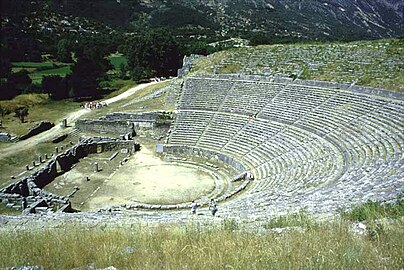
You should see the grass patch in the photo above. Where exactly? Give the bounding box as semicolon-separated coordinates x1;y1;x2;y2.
0;94;78;136
0;94;49;112
107;54;128;70
0;203;21;215
11;61;72;85
340;196;404;222
100;79;136;99
123;91;172;112
127;81;169;101
29;66;71;85
12;62;57;68
86;81;170;119
264;209;317;229
0;220;403;269
218;63;243;74
0;142;60;188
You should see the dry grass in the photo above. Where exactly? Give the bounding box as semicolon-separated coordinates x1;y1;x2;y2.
0;94;78;136
0;219;403;270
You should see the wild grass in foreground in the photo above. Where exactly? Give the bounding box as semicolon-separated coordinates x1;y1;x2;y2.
0;219;403;270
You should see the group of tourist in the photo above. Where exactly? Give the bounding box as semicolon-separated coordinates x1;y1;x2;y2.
80;102;107;110
191;199;218;216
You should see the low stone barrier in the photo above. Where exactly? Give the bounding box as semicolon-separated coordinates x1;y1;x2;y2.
191;73;403;99
51;134;68;143
76;111;173;133
20;121;54;140
0;132;12;142
163;144;248;173
75;119;136;134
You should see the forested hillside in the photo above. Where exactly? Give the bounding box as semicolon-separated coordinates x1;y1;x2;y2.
1;0;402;101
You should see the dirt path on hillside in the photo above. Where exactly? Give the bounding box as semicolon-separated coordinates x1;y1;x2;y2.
0;81;160;159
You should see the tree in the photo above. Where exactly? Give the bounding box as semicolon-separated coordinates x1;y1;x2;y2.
14;106;29;123
70;55;107;98
0;79;19;100
42;75;69;100
0;47;17;100
0;104;5;117
8;69;32;94
0;46;12;79
56;39;73;63
125;28;182;80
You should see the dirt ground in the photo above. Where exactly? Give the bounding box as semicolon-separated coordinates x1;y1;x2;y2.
47;146;216;211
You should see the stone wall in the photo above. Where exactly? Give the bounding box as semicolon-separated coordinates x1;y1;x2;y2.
77;111;174;133
0;132;12;142
191;73;403;99
103;112;164;121
163;144;248;173
20;121;54;140
75;119;136;134
292;79;404;99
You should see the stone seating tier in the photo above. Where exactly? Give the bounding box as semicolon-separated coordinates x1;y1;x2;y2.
164;75;403;218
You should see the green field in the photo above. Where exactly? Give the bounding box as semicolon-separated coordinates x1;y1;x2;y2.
107;54;128;70
1;198;402;267
11;62;58;68
29;66;72;84
12;61;72;85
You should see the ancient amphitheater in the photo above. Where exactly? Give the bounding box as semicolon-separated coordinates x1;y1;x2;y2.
1;72;403;225
162;74;404;220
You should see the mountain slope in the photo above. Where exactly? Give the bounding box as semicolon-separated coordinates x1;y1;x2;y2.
174;0;403;40
1;0;403;44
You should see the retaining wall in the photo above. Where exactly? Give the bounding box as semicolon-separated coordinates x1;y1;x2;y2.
75;119;136;134
190;74;403;99
20;121;54;140
76;111;174;133
163;144;248;173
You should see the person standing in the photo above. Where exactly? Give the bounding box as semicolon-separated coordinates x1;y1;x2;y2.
209;199;218;216
191;200;198;214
